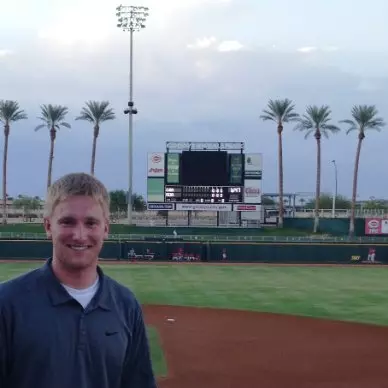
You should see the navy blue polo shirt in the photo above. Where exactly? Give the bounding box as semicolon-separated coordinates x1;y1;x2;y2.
0;258;157;388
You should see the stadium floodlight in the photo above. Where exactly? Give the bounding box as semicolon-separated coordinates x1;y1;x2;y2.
116;4;150;225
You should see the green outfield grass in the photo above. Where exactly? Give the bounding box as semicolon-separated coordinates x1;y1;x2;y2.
2;262;388;376
147;326;168;377
2;262;388;326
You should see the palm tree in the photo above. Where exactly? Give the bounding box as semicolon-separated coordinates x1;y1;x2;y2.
294;105;340;233
0;100;27;224
75;101;115;175
260;98;299;228
35;104;71;189
340;105;386;236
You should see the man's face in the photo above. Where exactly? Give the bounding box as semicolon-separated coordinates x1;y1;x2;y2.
44;195;109;271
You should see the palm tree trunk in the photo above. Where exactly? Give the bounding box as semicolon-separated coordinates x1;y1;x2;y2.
277;125;284;228
47;128;56;190
90;125;99;176
313;134;321;233
2;124;9;225
349;135;363;236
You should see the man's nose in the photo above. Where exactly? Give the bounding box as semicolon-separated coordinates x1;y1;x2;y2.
72;224;87;240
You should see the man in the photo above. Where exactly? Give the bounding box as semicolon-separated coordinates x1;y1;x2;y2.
0;172;157;388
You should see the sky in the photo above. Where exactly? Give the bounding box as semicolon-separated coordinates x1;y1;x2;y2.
1;0;388;201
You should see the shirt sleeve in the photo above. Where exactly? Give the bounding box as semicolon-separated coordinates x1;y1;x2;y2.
121;298;158;388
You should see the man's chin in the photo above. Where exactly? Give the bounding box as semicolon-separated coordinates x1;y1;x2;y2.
62;253;97;270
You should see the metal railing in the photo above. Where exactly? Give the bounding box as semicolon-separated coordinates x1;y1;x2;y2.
1;232;388;243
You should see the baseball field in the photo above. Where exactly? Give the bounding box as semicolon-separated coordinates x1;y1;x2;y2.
2;261;388;387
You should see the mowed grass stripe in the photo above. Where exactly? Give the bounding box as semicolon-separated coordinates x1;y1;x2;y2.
2;263;388;326
146;326;168;377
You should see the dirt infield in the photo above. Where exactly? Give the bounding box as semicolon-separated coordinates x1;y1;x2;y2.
144;305;388;388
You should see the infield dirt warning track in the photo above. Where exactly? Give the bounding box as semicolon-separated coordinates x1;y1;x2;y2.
144;305;388;388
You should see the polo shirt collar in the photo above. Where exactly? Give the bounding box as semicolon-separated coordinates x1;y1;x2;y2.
41;258;111;311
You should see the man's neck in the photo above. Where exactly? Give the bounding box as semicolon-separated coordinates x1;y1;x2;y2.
51;258;98;289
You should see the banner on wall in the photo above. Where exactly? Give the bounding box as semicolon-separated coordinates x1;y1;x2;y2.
244;153;262;179
175;203;232;211
243;179;262;203
233;204;261;212
147;153;165;177
147;203;175;210
365;218;388;235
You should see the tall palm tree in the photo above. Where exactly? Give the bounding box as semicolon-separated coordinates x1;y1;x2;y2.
35;104;71;189
75;101;115;175
0;100;27;224
340;105;385;236
294;105;340;233
260;98;299;228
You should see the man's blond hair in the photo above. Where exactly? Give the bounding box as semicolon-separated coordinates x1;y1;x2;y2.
44;172;110;218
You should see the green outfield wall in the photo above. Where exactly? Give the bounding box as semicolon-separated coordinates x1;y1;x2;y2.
0;239;385;265
283;218;365;236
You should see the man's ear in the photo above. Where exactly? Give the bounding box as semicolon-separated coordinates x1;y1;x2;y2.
104;219;109;239
43;217;52;239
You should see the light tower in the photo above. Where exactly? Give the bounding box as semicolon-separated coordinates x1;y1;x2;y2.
116;4;150;225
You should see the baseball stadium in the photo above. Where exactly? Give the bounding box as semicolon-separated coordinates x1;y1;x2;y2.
1;142;388;387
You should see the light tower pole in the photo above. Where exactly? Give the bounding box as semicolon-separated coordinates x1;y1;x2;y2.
331;159;338;218
116;4;149;225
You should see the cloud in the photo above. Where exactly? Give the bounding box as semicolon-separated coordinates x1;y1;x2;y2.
297;46;339;54
297;46;318;53
187;36;217;49
187;37;244;52
0;49;13;58
217;40;244;52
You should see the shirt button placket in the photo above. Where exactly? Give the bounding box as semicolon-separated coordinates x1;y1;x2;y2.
78;312;87;351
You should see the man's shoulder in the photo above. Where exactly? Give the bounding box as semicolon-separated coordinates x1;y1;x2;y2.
0;266;43;303
104;274;140;308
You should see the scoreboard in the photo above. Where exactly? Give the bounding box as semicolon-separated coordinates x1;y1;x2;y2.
146;143;262;212
165;185;243;203
163;150;244;204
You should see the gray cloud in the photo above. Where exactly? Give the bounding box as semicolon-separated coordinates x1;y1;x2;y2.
1;19;388;200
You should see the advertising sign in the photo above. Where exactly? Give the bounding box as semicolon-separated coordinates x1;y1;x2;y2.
365;218;388;235
147;203;175;210
147;153;165;177
244;179;262;203
147;178;165;202
244;153;262;179
166;153;180;184
233;204;260;212
230;154;243;185
175;203;232;212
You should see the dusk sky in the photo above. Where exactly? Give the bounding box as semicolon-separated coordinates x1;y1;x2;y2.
1;0;388;200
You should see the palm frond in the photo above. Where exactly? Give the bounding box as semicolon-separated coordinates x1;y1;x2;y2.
34;124;46;132
294;105;340;139
59;122;71;129
76;100;116;124
259;110;277;122
342;105;386;136
303;129;315;139
0;100;28;123
260;98;299;124
36;104;69;130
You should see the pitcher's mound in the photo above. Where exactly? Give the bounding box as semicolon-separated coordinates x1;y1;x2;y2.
144;305;388;388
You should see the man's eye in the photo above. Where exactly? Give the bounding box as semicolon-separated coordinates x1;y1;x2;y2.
60;219;74;225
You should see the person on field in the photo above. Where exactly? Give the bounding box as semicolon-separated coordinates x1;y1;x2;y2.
0;172;157;388
367;247;376;263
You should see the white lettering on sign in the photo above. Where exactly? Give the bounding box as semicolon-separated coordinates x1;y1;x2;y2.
245;187;260;196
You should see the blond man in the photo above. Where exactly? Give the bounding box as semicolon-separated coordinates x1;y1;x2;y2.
0;173;157;388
